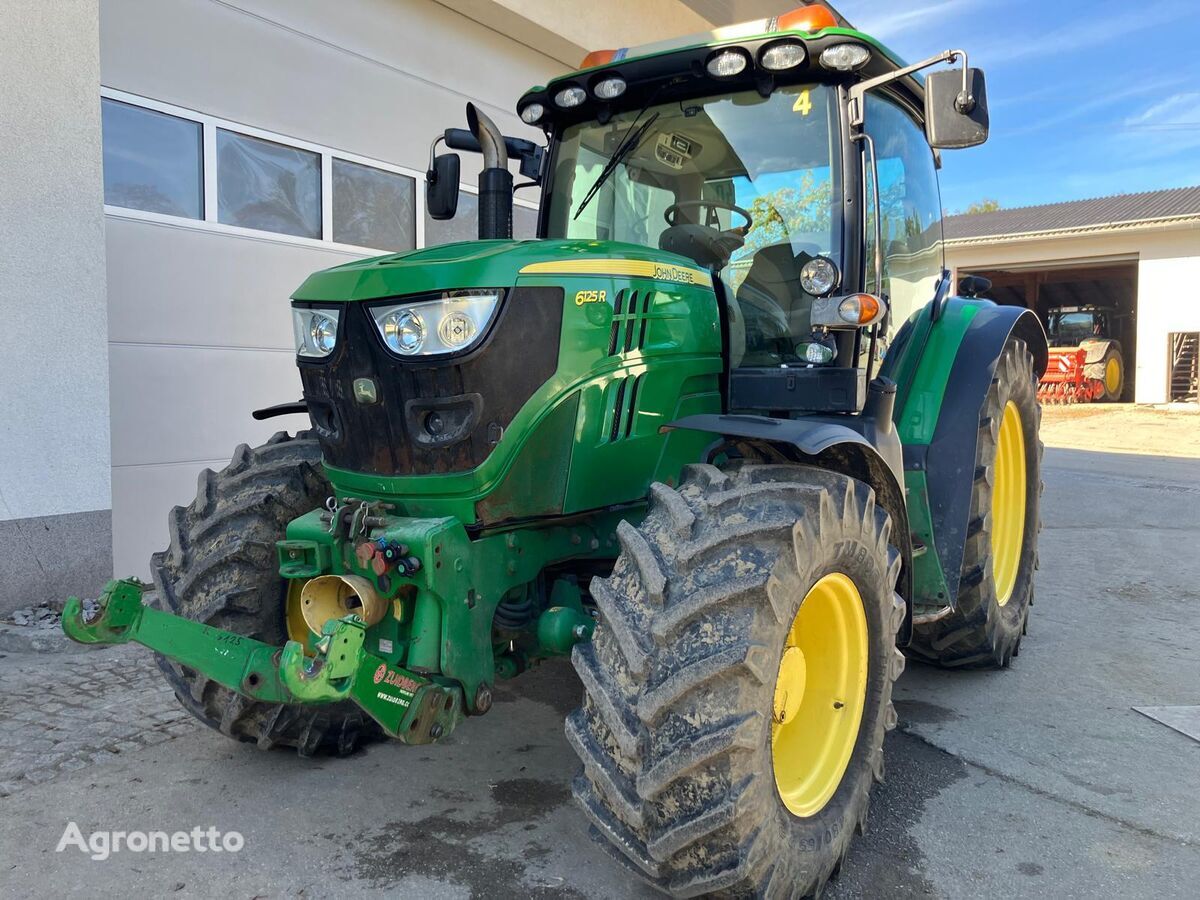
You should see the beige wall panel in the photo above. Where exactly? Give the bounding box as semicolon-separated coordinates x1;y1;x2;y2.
109;343;307;468
106;217;366;349
111;458;227;578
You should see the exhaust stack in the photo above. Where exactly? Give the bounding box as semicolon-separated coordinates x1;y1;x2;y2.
466;102;513;240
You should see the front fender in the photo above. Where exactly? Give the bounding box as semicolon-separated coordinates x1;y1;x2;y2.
667;411;914;643
882;298;1047;610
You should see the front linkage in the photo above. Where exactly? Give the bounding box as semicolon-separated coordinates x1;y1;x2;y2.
63;578;462;744
64;494;609;745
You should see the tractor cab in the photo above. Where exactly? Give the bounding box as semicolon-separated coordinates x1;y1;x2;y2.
426;2;992;415
1046;305;1117;346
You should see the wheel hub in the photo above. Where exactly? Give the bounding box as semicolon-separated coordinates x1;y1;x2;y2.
773;646;807;726
1105;357;1121;394
991;400;1027;606
771;572;868;818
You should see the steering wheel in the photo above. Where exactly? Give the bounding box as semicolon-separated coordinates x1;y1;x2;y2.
664;199;752;231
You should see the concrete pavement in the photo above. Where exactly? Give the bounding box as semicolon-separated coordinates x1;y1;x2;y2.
0;445;1197;898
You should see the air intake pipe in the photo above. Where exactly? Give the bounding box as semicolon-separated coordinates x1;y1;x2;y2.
466;102;513;240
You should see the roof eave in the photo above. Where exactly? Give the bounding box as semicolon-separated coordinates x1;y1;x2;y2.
944;214;1200;247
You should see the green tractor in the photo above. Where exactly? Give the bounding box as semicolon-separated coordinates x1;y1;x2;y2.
65;4;1046;895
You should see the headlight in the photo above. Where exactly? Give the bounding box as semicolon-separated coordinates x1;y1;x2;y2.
293;307;341;358
519;102;544;124
383;309;425;354
796;337;836;365
706;49;749;78
372;290;502;356
593;76;626;100
759;41;807;72
819;43;871;72
554;86;587;108
800;256;839;297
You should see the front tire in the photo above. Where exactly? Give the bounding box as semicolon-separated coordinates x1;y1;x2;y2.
151;431;380;756
567;462;905;897
908;337;1042;668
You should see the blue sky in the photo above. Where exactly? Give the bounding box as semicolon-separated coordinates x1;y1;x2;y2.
837;0;1200;212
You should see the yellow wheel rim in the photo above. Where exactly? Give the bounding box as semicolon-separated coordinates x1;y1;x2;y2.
771;572;869;818
285;579;314;647
1105;357;1121;395
991;401;1027;606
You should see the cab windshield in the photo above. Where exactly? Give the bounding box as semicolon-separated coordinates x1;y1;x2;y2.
1048;310;1104;344
545;85;842;367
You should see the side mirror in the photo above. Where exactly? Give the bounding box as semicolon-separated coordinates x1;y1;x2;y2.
958;274;992;298
426;153;461;220
925;68;989;149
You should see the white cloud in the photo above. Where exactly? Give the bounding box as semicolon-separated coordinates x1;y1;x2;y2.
974;0;1195;66
836;0;983;42
1000;77;1187;137
1124;91;1200;130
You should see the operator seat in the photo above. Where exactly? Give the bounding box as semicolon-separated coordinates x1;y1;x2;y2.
735;243;817;361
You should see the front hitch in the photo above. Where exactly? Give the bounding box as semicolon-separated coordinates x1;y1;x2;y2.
63;579;462;743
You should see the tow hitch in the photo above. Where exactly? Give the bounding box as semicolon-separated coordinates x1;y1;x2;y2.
63;579;463;744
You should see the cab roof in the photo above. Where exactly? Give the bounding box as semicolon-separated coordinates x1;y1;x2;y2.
517;4;919;130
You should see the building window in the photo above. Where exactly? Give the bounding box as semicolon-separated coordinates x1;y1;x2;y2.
514;203;539;239
332;159;416;252
425;191;478;246
217;129;321;238
101;91;522;252
101;98;202;219
425;193;539;245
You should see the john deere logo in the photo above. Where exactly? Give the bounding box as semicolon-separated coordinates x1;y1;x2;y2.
353;378;377;404
654;264;696;284
574;289;607;306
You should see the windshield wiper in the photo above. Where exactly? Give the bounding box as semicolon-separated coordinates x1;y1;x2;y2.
573;109;661;220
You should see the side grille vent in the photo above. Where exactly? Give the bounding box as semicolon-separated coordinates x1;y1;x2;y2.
607;373;644;442
607;289;654;357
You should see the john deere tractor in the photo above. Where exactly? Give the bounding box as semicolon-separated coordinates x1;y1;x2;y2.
65;4;1046;895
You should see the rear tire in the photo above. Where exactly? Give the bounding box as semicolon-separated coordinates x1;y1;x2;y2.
151;431;380;756
908;337;1042;668
1087;346;1124;402
567;462;905;897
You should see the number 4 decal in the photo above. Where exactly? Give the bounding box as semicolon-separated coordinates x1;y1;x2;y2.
792;89;812;116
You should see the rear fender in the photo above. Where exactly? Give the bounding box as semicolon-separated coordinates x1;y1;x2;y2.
1079;338;1118;365
667;411;914;644
882;298;1047;611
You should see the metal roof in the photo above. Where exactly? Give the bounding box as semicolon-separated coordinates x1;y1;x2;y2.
944;185;1200;242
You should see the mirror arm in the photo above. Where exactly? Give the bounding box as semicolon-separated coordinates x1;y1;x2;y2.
848;48;969;131
427;134;446;177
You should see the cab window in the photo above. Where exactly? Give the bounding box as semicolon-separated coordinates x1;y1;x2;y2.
545;84;842;369
863;94;944;336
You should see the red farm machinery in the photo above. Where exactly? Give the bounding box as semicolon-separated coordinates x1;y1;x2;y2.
1038;305;1125;404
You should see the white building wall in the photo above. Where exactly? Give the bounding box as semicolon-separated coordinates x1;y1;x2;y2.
0;0;112;613
100;0;566;576
1133;230;1200;404
946;222;1200;405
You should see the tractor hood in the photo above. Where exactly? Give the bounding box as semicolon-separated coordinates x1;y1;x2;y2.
291;239;713;302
